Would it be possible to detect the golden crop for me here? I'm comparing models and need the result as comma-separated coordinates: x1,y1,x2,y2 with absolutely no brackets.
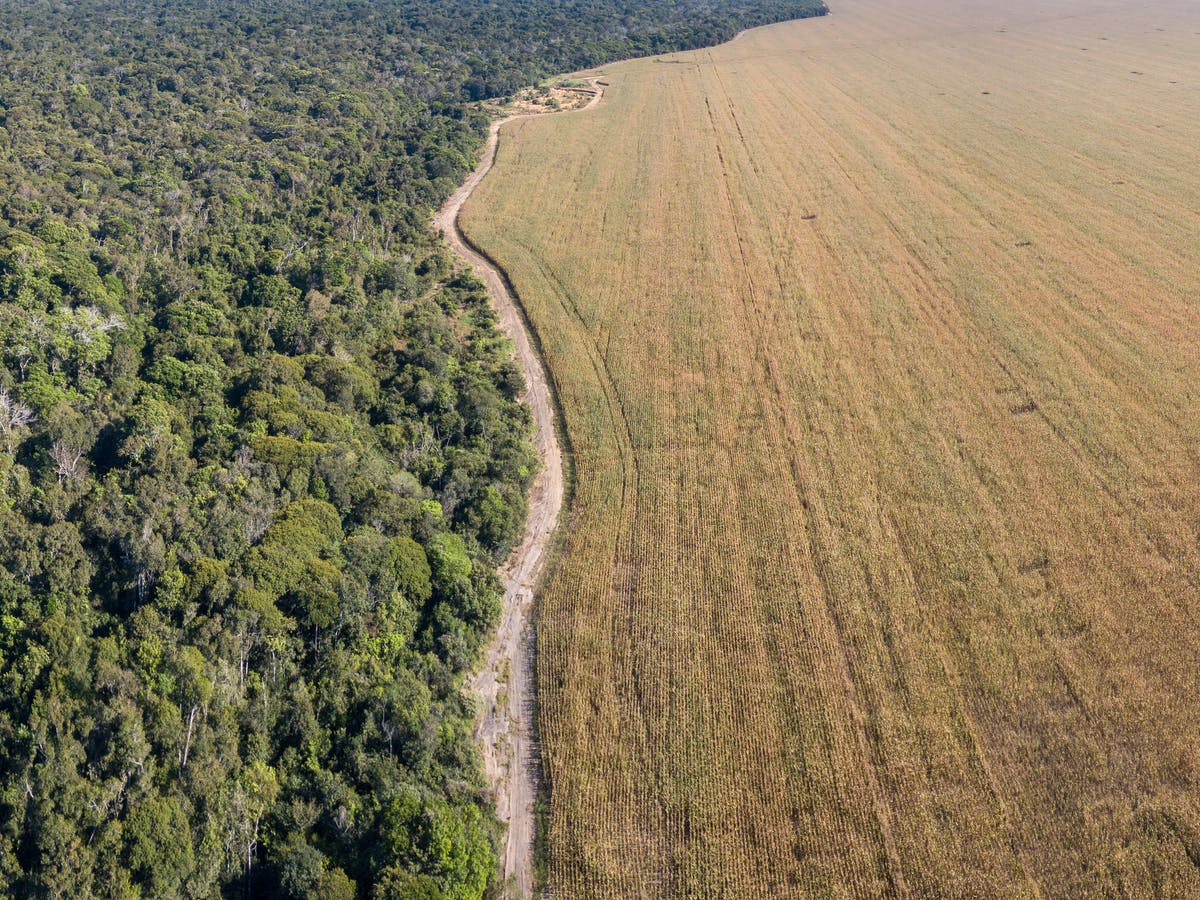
461,0,1200,894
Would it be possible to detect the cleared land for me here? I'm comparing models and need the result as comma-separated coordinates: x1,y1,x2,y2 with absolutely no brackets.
461,0,1200,894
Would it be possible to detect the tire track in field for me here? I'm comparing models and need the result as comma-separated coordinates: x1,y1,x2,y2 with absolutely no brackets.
702,50,913,896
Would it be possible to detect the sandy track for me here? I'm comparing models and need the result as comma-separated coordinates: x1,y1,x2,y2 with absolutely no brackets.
432,82,602,898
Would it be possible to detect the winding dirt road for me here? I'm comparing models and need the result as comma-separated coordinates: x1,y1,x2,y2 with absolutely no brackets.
432,81,603,897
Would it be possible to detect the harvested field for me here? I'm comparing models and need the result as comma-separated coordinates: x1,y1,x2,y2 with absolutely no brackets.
460,0,1200,894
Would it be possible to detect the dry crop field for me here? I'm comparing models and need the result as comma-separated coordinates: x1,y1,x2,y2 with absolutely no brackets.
460,0,1200,894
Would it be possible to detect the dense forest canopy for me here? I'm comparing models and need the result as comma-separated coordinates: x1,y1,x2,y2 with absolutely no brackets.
0,0,824,896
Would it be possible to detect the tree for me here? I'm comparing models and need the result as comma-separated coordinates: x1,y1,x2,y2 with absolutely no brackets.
124,795,196,896
0,389,35,453
172,646,213,770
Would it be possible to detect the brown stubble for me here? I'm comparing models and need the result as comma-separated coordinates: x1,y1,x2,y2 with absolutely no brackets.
462,0,1200,894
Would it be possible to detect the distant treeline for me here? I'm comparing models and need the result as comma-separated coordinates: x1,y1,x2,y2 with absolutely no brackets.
0,0,824,897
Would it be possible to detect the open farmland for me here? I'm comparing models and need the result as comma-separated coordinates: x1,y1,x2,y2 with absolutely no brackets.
460,0,1200,894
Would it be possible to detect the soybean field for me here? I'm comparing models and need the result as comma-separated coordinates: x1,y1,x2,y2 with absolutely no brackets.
461,0,1200,894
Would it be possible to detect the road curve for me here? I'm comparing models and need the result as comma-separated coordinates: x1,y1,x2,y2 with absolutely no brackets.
432,81,603,897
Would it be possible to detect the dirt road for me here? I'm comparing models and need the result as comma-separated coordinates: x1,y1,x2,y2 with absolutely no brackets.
432,81,602,898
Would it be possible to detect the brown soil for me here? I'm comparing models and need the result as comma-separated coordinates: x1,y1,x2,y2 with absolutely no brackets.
482,83,599,117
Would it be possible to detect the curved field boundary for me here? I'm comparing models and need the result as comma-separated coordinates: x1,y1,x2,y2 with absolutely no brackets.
431,81,603,898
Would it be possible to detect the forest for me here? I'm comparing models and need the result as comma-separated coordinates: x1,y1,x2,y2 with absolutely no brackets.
0,0,825,896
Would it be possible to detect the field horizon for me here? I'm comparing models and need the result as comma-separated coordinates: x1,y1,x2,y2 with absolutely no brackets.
462,0,1200,894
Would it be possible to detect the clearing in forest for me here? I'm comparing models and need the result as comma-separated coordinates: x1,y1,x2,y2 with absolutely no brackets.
461,0,1200,894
